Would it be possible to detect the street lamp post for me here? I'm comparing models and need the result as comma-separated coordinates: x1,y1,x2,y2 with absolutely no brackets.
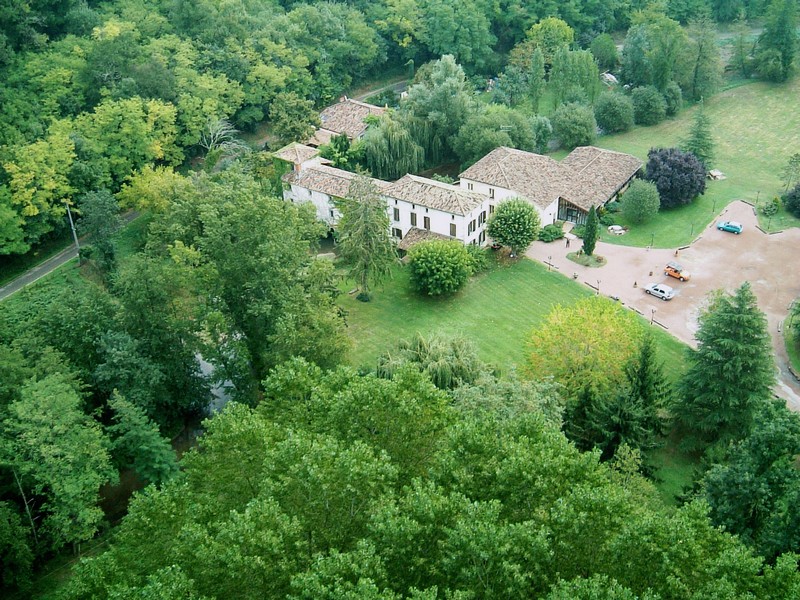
712,198,717,213
547,255,552,271
596,279,601,296
650,232,654,248
650,307,656,325
64,201,81,264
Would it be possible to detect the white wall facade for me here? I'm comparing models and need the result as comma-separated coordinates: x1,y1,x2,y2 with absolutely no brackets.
459,178,558,226
284,185,340,226
384,196,492,246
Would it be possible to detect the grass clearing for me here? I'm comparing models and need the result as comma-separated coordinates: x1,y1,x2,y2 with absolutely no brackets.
647,438,699,506
593,78,800,247
339,256,688,378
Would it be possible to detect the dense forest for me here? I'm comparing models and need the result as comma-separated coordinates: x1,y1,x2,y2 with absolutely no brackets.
2,0,800,598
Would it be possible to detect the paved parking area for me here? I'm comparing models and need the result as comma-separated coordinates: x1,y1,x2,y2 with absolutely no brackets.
527,201,800,409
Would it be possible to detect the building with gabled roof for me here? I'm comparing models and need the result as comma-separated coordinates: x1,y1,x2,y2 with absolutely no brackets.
459,146,642,226
275,140,642,248
306,97,386,147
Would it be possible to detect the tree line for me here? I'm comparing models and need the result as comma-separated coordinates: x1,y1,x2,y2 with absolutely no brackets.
2,0,797,257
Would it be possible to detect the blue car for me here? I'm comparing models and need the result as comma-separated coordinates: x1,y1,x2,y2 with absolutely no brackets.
717,220,743,234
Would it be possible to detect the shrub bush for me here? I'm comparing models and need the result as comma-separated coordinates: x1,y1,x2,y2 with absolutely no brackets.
646,147,707,208
408,240,474,296
783,183,800,218
760,197,780,217
539,224,565,242
552,102,597,150
466,244,490,273
594,92,634,133
632,86,667,125
621,179,661,224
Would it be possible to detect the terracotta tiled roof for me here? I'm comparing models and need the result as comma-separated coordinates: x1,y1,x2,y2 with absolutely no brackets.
273,142,320,165
458,147,568,209
383,175,485,216
397,227,456,251
559,146,643,211
283,165,390,198
317,98,386,140
306,128,335,147
460,146,642,212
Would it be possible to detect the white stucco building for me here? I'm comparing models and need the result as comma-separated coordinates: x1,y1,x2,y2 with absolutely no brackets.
275,134,642,251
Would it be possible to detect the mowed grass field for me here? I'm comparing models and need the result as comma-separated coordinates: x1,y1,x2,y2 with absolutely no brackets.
340,257,688,377
591,78,800,247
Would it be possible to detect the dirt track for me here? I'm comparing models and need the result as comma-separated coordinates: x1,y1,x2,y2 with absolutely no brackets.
526,200,800,410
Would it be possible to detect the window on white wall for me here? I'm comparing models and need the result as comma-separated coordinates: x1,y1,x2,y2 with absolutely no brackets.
424,216,430,230
411,212,417,226
467,182,473,191
392,228,402,239
489,188,495,199
393,208,400,221
450,223,456,237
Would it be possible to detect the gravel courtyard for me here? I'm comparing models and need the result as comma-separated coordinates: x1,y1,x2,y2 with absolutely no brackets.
527,200,800,409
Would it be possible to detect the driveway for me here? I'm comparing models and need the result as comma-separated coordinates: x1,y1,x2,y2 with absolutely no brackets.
526,200,800,410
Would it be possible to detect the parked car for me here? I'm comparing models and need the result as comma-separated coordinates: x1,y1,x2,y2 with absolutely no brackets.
664,261,690,281
717,220,743,234
644,283,675,301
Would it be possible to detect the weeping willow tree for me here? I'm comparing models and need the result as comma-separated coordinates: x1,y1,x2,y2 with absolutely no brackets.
377,333,485,390
361,114,424,180
334,175,398,301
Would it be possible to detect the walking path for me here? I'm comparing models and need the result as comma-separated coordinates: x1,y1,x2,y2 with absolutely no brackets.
527,200,800,410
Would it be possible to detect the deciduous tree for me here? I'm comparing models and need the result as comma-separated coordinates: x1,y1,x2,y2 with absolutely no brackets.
552,102,597,150
0,374,115,552
645,147,707,208
362,113,425,180
486,198,541,257
269,91,319,146
756,0,798,82
621,179,661,224
407,240,474,296
594,92,635,133
631,86,667,125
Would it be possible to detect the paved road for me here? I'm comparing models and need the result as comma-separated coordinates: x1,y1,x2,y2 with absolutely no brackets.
0,212,139,302
527,200,800,410
0,244,80,301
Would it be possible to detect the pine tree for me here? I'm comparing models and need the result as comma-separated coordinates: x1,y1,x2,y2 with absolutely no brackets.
681,106,715,169
673,282,775,449
582,206,599,256
335,175,398,301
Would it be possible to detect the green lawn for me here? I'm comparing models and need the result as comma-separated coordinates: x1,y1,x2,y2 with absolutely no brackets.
592,78,800,247
340,257,688,378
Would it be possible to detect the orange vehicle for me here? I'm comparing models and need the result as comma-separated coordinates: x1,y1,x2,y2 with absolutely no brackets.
664,261,690,282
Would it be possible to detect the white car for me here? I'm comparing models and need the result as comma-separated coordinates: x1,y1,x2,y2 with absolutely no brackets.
644,283,675,301
607,225,626,235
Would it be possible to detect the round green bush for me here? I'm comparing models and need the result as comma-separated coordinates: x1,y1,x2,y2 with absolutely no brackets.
408,240,474,296
621,179,661,224
594,92,634,133
783,184,800,218
538,223,565,242
632,86,667,126
552,102,597,150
